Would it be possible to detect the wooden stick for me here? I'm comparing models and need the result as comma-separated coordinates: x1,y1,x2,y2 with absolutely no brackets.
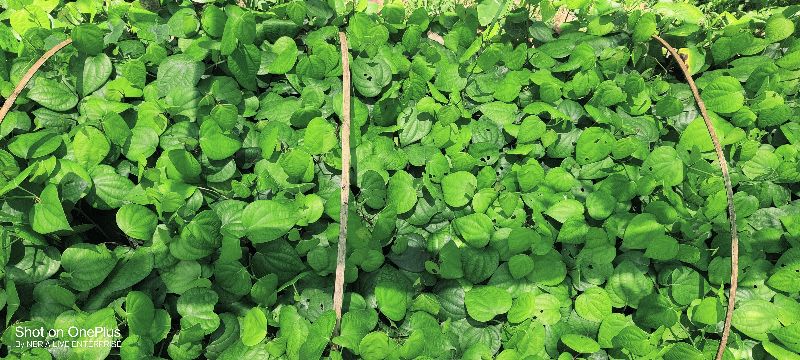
0,39,73,125
652,34,739,360
332,31,351,338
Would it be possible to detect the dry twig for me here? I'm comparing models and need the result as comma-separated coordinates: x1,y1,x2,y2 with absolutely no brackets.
0,39,73,125
332,31,351,338
652,34,739,360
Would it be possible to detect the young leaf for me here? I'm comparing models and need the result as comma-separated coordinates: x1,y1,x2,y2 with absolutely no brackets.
240,307,267,346
441,171,477,208
116,204,158,240
31,184,71,234
465,286,512,322
71,23,105,55
242,200,298,243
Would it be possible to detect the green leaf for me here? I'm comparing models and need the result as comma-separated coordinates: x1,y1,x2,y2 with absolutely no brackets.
634,293,679,328
210,103,239,130
7,130,61,159
116,204,158,240
72,23,105,55
85,248,155,311
632,12,656,42
4,4,800,356
304,118,337,155
160,261,211,295
586,190,615,220
156,55,204,97
454,213,494,248
732,300,780,341
73,125,109,168
691,297,722,325
765,16,794,43
126,291,155,336
204,314,238,358
576,127,614,164
701,76,744,114
441,171,477,208
124,127,158,161
465,286,512,322
352,57,392,98
375,266,411,322
242,200,298,243
477,0,505,27
741,148,780,180
651,3,703,25
4,279,18,326
169,210,222,260
30,184,71,234
220,5,256,56
4,242,57,287
260,36,298,74
79,53,112,96
199,119,241,160
360,170,387,209
623,214,664,250
27,77,78,111
777,50,800,70
286,1,307,25
240,307,267,346
359,331,392,360
480,102,518,127
529,250,566,285
88,165,135,209
201,5,226,38
669,267,710,306
575,287,612,322
598,314,634,348
773,323,800,353
545,199,584,223
607,260,653,307
399,110,432,146
167,325,204,359
214,261,251,297
157,149,201,183
167,8,199,38
767,250,800,293
69,308,119,359
642,146,683,187
279,148,313,182
654,96,683,117
678,114,742,152
508,254,534,279
250,274,279,307
228,44,260,91
644,234,679,260
177,287,220,335
561,333,600,354
507,292,561,325
60,243,117,291
334,308,379,351
763,340,800,360
387,170,417,214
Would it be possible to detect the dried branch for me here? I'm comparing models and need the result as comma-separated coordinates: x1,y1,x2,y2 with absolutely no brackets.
652,34,739,360
332,31,351,338
0,39,73,125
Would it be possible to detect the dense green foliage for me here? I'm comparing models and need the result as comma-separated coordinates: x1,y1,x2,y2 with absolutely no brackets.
698,0,798,14
1,0,800,359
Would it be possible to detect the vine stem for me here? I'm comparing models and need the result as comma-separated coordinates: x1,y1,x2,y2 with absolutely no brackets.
652,34,738,360
332,31,351,339
0,38,73,125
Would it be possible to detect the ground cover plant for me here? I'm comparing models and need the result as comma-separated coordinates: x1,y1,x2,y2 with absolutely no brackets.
1,0,800,359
